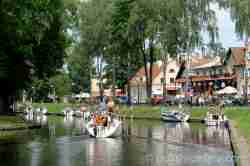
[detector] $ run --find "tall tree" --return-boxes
[109,0,139,104]
[227,0,250,103]
[158,0,218,99]
[0,0,67,113]
[78,0,113,101]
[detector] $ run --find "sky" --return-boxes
[213,4,244,48]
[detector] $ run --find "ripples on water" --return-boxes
[0,116,234,166]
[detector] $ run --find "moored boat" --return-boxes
[160,106,190,122]
[63,107,74,117]
[204,112,228,126]
[161,110,190,122]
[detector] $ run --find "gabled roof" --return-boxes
[131,63,161,81]
[230,47,246,66]
[191,56,222,69]
[191,56,211,68]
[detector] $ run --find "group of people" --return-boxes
[90,97,116,126]
[98,96,115,113]
[89,97,117,137]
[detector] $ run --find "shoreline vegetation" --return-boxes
[0,116,28,130]
[0,115,41,131]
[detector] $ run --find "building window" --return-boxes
[209,70,213,76]
[216,69,220,75]
[169,69,175,73]
[170,78,175,83]
[240,68,244,77]
[218,69,223,75]
[248,52,250,60]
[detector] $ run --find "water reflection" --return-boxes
[0,116,234,166]
[24,114,48,126]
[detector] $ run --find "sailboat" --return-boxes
[204,111,228,126]
[86,113,122,138]
[160,105,190,122]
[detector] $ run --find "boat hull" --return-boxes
[204,114,228,126]
[161,111,190,123]
[86,119,122,138]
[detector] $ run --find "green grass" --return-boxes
[224,107,250,148]
[32,103,76,113]
[0,116,27,128]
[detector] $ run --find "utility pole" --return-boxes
[127,52,132,106]
[112,54,116,98]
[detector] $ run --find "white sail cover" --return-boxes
[216,86,237,95]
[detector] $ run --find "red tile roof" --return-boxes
[191,57,211,68]
[130,64,161,83]
[230,47,246,66]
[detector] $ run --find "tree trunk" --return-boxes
[162,55,168,99]
[0,95,13,115]
[112,55,116,98]
[98,53,104,102]
[127,52,132,106]
[89,55,93,104]
[149,41,154,103]
[142,50,150,100]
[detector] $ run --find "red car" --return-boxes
[151,95,164,105]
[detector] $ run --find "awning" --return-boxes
[167,87,177,91]
[176,74,236,83]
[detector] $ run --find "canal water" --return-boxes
[0,116,234,166]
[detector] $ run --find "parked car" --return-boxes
[151,95,164,105]
[117,96,128,104]
[222,96,245,106]
[232,98,244,106]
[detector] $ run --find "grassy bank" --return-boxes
[224,107,250,149]
[32,103,76,113]
[0,116,27,129]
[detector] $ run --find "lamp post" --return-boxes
[50,84,55,103]
[31,86,35,104]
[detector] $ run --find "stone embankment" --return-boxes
[229,121,250,166]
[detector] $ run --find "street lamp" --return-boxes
[31,86,35,103]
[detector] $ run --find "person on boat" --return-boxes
[80,104,87,112]
[98,98,107,112]
[107,97,115,113]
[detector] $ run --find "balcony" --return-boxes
[176,73,237,83]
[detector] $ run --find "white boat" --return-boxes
[161,110,190,122]
[86,115,122,138]
[204,112,228,126]
[63,108,74,117]
[41,107,48,115]
[74,110,84,117]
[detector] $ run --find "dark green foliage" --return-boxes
[0,0,68,112]
[67,46,91,93]
[229,0,250,39]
